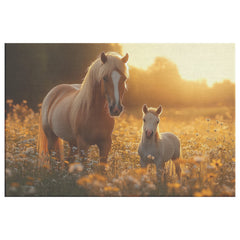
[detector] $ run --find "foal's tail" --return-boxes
[38,111,64,166]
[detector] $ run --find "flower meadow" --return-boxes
[5,100,235,196]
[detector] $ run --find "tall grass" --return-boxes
[5,100,235,196]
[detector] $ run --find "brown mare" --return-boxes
[38,52,129,165]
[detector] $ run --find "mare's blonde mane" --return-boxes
[70,52,129,131]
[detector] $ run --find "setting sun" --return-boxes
[121,43,235,87]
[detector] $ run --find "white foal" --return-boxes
[138,104,181,180]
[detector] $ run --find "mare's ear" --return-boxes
[142,104,148,114]
[156,105,162,115]
[101,52,107,63]
[121,53,129,63]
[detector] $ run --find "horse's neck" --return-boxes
[91,91,108,115]
[80,77,110,119]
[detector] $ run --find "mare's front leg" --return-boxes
[97,137,112,165]
[67,142,78,163]
[76,135,89,166]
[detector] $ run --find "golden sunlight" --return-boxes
[121,43,235,86]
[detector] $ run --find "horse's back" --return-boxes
[42,84,80,117]
[41,84,81,142]
[70,84,81,90]
[161,132,179,143]
[160,132,180,160]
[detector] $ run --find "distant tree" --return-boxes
[210,80,235,106]
[124,57,235,109]
[5,45,235,110]
[125,57,184,107]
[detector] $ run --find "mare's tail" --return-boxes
[54,138,64,162]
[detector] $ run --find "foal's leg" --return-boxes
[174,159,182,181]
[96,138,111,175]
[156,160,166,182]
[140,158,148,168]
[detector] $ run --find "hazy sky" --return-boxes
[121,44,235,86]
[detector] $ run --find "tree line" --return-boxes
[124,57,235,108]
[5,44,235,111]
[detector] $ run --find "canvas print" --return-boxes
[5,43,235,196]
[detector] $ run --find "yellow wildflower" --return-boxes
[76,177,91,186]
[42,164,50,169]
[104,186,120,192]
[27,176,34,181]
[26,181,33,186]
[194,188,213,197]
[134,168,147,175]
[167,183,181,189]
[11,182,20,188]
[6,99,13,104]
[210,159,223,168]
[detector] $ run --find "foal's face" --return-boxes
[142,104,162,138]
[102,70,127,116]
[143,113,159,138]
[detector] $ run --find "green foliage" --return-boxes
[5,44,122,110]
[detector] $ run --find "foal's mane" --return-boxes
[148,108,159,117]
[71,52,129,128]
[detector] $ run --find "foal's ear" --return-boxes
[101,52,107,63]
[156,105,162,115]
[121,53,129,63]
[142,104,148,114]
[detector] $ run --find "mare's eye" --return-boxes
[103,76,108,81]
[157,119,159,124]
[143,118,145,122]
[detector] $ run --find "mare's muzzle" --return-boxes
[109,104,123,116]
